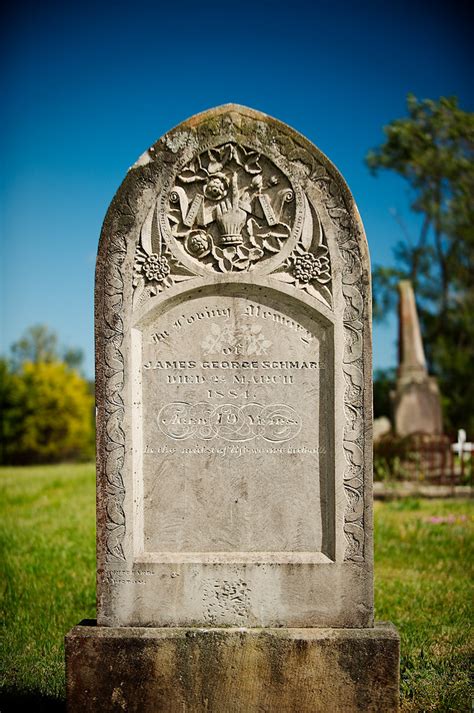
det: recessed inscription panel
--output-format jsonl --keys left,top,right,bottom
{"left": 137, "top": 290, "right": 334, "bottom": 557}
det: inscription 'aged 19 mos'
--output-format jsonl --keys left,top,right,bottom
{"left": 95, "top": 105, "right": 374, "bottom": 628}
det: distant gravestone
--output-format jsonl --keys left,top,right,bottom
{"left": 393, "top": 280, "right": 442, "bottom": 436}
{"left": 66, "top": 105, "right": 399, "bottom": 712}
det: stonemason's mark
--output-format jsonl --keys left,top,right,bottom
{"left": 102, "top": 569, "right": 155, "bottom": 585}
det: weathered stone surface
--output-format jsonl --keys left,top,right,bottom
{"left": 393, "top": 280, "right": 442, "bottom": 436}
{"left": 95, "top": 104, "right": 374, "bottom": 628}
{"left": 66, "top": 621, "right": 400, "bottom": 713}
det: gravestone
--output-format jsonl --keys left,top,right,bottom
{"left": 66, "top": 105, "right": 399, "bottom": 712}
{"left": 393, "top": 280, "right": 442, "bottom": 436}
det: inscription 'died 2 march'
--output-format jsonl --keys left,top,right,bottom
{"left": 134, "top": 294, "right": 334, "bottom": 556}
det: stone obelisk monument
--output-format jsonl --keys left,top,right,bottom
{"left": 393, "top": 280, "right": 442, "bottom": 435}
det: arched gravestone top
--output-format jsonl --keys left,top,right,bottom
{"left": 95, "top": 105, "right": 373, "bottom": 628}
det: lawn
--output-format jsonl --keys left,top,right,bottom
{"left": 0, "top": 464, "right": 95, "bottom": 711}
{"left": 0, "top": 464, "right": 472, "bottom": 712}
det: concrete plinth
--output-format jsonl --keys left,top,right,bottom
{"left": 65, "top": 621, "right": 399, "bottom": 712}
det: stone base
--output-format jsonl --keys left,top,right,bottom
{"left": 66, "top": 621, "right": 399, "bottom": 712}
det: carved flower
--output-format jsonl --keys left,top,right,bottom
{"left": 185, "top": 230, "right": 211, "bottom": 258}
{"left": 204, "top": 176, "right": 228, "bottom": 201}
{"left": 293, "top": 248, "right": 331, "bottom": 285}
{"left": 213, "top": 244, "right": 264, "bottom": 272}
{"left": 142, "top": 253, "right": 170, "bottom": 282}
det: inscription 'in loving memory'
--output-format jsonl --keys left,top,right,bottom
{"left": 149, "top": 304, "right": 315, "bottom": 347}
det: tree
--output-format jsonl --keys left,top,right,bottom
{"left": 1, "top": 327, "right": 93, "bottom": 464}
{"left": 1, "top": 361, "right": 94, "bottom": 464}
{"left": 10, "top": 324, "right": 84, "bottom": 372}
{"left": 366, "top": 95, "right": 474, "bottom": 433}
{"left": 0, "top": 358, "right": 24, "bottom": 461}
{"left": 373, "top": 367, "right": 395, "bottom": 419}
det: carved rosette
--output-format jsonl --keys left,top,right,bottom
{"left": 271, "top": 195, "right": 332, "bottom": 307}
{"left": 132, "top": 199, "right": 195, "bottom": 311}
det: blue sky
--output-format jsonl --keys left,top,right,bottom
{"left": 1, "top": 0, "right": 472, "bottom": 378}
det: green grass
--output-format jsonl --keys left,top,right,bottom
{"left": 0, "top": 464, "right": 472, "bottom": 711}
{"left": 374, "top": 497, "right": 473, "bottom": 711}
{"left": 0, "top": 463, "right": 95, "bottom": 710}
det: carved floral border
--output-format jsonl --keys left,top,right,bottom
{"left": 102, "top": 232, "right": 127, "bottom": 561}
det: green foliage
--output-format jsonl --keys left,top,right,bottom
{"left": 10, "top": 324, "right": 84, "bottom": 372}
{"left": 1, "top": 327, "right": 93, "bottom": 465}
{"left": 1, "top": 362, "right": 94, "bottom": 465}
{"left": 366, "top": 95, "right": 474, "bottom": 434}
{"left": 373, "top": 367, "right": 396, "bottom": 418}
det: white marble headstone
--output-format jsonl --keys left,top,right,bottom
{"left": 95, "top": 105, "right": 373, "bottom": 627}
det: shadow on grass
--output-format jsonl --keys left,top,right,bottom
{"left": 0, "top": 690, "right": 65, "bottom": 712}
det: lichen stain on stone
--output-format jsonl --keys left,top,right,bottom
{"left": 173, "top": 630, "right": 228, "bottom": 709}
{"left": 293, "top": 637, "right": 310, "bottom": 655}
{"left": 131, "top": 149, "right": 154, "bottom": 169}
{"left": 164, "top": 131, "right": 199, "bottom": 154}
{"left": 262, "top": 634, "right": 286, "bottom": 685}
{"left": 111, "top": 686, "right": 127, "bottom": 710}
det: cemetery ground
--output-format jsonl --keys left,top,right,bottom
{"left": 0, "top": 464, "right": 472, "bottom": 713}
